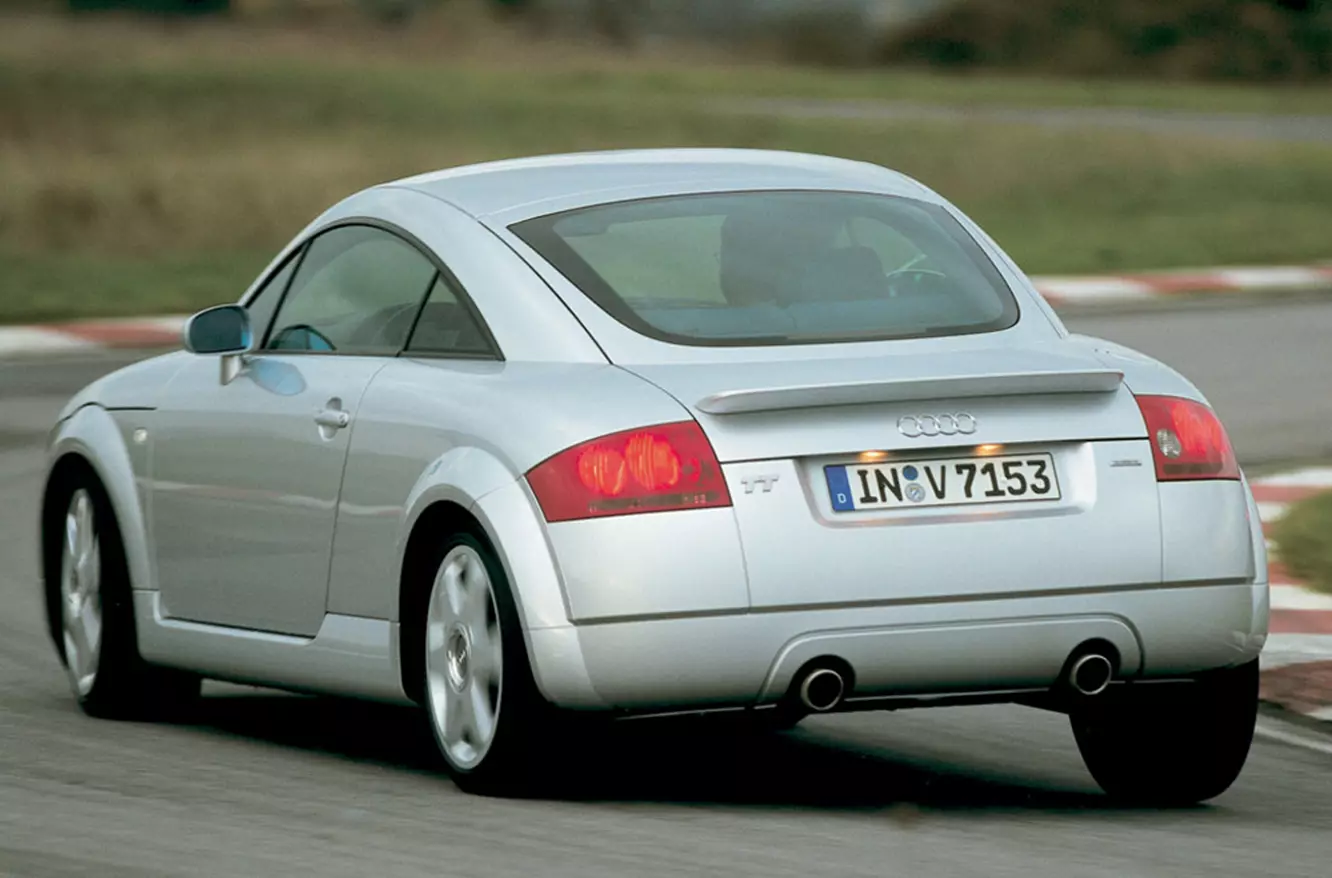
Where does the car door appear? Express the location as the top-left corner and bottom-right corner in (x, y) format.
(150, 224), (438, 637)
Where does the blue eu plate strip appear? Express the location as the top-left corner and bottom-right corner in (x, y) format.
(825, 466), (855, 512)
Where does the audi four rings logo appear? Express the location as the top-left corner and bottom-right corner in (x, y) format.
(897, 413), (978, 437)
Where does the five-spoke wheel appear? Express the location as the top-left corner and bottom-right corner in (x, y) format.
(46, 468), (200, 720)
(60, 489), (104, 699)
(425, 543), (505, 772)
(417, 530), (550, 794)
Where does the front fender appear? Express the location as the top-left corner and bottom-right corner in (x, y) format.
(56, 351), (189, 423)
(46, 405), (154, 596)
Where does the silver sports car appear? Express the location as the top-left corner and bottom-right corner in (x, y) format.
(42, 149), (1268, 802)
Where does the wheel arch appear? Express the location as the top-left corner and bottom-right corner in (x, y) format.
(40, 452), (95, 661)
(42, 406), (152, 662)
(397, 499), (487, 705)
(393, 477), (575, 707)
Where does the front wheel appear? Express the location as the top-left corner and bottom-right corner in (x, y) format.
(1070, 659), (1258, 805)
(52, 475), (201, 720)
(420, 532), (551, 794)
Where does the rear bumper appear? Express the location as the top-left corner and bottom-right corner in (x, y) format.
(470, 455), (1269, 713)
(527, 581), (1269, 710)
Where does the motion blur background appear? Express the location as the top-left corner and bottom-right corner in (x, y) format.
(5, 6), (1332, 875)
(2, 0), (1332, 324)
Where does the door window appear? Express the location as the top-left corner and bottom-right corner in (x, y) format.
(243, 248), (302, 343)
(265, 225), (437, 355)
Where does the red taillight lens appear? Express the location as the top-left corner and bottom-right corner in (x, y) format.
(1135, 395), (1240, 482)
(527, 421), (732, 522)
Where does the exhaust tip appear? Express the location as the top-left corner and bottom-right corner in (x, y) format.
(799, 668), (846, 712)
(1069, 653), (1114, 696)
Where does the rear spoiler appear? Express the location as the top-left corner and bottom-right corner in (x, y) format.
(694, 369), (1125, 415)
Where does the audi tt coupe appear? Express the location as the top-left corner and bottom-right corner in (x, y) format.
(41, 149), (1267, 801)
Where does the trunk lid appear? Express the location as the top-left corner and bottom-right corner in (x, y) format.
(623, 341), (1142, 461)
(621, 340), (1163, 610)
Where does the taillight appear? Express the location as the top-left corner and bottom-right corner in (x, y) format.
(1135, 395), (1240, 482)
(527, 421), (732, 523)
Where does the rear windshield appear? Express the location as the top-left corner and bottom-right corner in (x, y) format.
(511, 190), (1020, 347)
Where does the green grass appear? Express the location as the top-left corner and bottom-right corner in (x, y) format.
(0, 250), (269, 324)
(1272, 492), (1332, 596)
(561, 66), (1332, 117)
(3, 12), (1332, 323)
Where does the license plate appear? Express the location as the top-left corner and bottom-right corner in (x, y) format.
(826, 453), (1060, 512)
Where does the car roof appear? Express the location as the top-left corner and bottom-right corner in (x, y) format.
(388, 148), (940, 223)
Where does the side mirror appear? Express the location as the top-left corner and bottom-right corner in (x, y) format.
(183, 305), (254, 355)
(183, 305), (255, 385)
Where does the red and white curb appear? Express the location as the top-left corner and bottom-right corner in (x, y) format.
(1034, 263), (1332, 306)
(2, 262), (1331, 357)
(0, 316), (187, 356)
(1253, 467), (1332, 723)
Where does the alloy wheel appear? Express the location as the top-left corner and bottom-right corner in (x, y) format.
(61, 489), (103, 698)
(424, 544), (504, 771)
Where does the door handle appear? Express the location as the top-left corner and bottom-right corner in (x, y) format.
(314, 409), (351, 429)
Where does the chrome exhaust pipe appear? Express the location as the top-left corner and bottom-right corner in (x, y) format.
(799, 668), (846, 712)
(1068, 652), (1114, 697)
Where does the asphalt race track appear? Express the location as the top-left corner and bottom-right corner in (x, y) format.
(2, 301), (1331, 877)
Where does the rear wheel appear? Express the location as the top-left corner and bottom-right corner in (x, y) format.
(421, 531), (550, 794)
(52, 474), (201, 720)
(1070, 660), (1258, 805)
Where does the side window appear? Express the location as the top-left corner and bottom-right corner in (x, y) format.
(243, 250), (301, 344)
(265, 225), (436, 355)
(404, 276), (494, 358)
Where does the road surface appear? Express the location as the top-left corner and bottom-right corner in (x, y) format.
(2, 302), (1331, 877)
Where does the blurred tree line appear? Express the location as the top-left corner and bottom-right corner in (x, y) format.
(66, 0), (230, 13)
(53, 0), (624, 31)
(51, 0), (1332, 80)
(879, 0), (1332, 80)
(56, 0), (540, 19)
(54, 0), (655, 41)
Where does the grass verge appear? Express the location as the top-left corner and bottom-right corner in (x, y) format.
(1272, 492), (1332, 596)
(0, 250), (268, 325)
(3, 12), (1332, 323)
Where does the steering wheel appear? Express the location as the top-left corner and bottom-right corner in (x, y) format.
(885, 267), (950, 299)
(269, 323), (336, 352)
(350, 303), (420, 351)
(886, 267), (948, 282)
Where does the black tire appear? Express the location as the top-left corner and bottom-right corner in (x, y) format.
(1070, 659), (1258, 806)
(47, 467), (202, 722)
(416, 529), (555, 796)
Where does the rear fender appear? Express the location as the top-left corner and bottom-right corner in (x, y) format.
(1241, 472), (1269, 587)
(1241, 471), (1271, 652)
(1071, 337), (1267, 658)
(1067, 335), (1208, 403)
(394, 447), (569, 632)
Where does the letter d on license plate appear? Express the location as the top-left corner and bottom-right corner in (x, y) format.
(826, 453), (1060, 512)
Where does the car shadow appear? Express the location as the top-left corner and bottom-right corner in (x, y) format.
(185, 691), (1166, 814)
